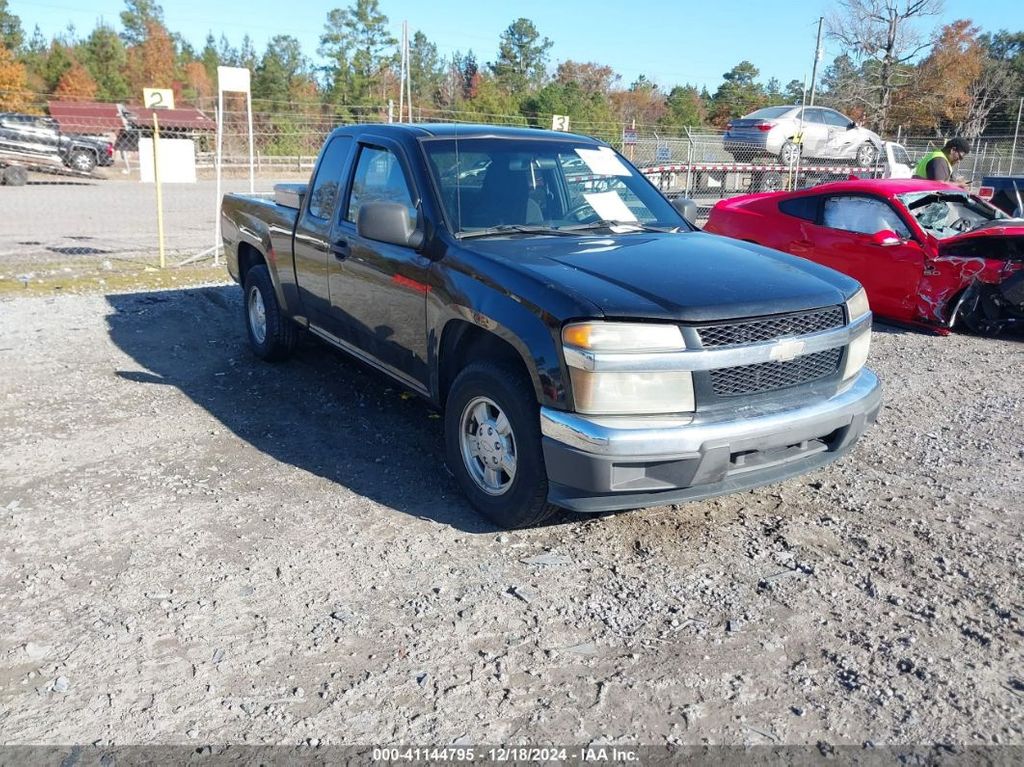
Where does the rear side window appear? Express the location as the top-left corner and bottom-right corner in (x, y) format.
(308, 135), (353, 221)
(779, 196), (819, 222)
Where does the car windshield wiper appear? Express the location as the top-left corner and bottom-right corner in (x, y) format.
(559, 219), (681, 233)
(456, 224), (580, 239)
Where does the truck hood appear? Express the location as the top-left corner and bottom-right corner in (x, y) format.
(465, 231), (857, 322)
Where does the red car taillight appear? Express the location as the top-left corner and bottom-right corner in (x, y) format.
(756, 122), (775, 132)
(978, 186), (994, 201)
(106, 143), (114, 157)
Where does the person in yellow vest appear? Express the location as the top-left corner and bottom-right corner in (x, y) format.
(914, 138), (970, 188)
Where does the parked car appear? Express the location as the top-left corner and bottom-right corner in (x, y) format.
(705, 178), (1024, 334)
(724, 105), (883, 167)
(221, 123), (881, 528)
(0, 112), (114, 173)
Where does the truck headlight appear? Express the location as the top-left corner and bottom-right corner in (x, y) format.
(563, 322), (685, 352)
(845, 287), (870, 322)
(562, 322), (695, 415)
(843, 288), (871, 380)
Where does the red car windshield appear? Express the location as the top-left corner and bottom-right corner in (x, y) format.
(898, 191), (1007, 239)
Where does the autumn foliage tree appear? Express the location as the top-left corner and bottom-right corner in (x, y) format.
(0, 43), (29, 110)
(53, 61), (98, 100)
(126, 19), (175, 96)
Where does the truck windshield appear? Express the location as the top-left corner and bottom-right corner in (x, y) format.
(422, 137), (688, 236)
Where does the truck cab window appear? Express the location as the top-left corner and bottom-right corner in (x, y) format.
(346, 146), (416, 226)
(308, 136), (352, 220)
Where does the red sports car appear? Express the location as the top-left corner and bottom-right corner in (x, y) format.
(705, 179), (1024, 334)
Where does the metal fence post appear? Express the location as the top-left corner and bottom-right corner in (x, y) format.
(1010, 97), (1023, 175)
(684, 127), (693, 197)
(970, 136), (980, 185)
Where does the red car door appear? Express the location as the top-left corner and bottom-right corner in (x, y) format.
(803, 194), (926, 322)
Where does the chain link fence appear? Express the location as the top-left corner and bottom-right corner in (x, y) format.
(2, 98), (1022, 278)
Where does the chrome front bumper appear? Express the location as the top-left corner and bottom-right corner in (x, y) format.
(539, 369), (882, 512)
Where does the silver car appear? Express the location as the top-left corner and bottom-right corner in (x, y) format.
(723, 105), (883, 166)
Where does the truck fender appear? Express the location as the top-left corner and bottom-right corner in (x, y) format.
(432, 291), (569, 410)
(225, 208), (292, 315)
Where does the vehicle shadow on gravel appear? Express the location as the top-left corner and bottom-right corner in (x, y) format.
(105, 285), (578, 533)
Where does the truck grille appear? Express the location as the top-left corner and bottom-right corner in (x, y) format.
(697, 306), (845, 348)
(710, 347), (843, 397)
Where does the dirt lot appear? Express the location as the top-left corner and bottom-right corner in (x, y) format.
(0, 284), (1022, 749)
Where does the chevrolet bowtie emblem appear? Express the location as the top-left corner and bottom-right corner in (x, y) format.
(769, 339), (806, 362)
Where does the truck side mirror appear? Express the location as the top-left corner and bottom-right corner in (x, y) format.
(357, 201), (424, 249)
(672, 197), (698, 225)
(847, 121), (857, 130)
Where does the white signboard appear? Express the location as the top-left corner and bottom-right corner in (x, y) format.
(551, 114), (570, 132)
(217, 66), (251, 93)
(139, 138), (197, 183)
(143, 88), (175, 109)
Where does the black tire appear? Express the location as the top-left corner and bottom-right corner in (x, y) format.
(68, 149), (97, 173)
(444, 361), (557, 529)
(2, 165), (28, 186)
(242, 264), (297, 362)
(754, 170), (784, 193)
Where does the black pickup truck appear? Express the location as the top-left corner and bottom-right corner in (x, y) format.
(0, 112), (114, 174)
(221, 124), (881, 528)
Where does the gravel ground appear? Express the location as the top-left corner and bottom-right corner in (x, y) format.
(0, 286), (1022, 748)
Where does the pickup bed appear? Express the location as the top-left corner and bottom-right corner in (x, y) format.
(221, 123), (881, 528)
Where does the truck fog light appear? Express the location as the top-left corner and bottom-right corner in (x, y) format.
(843, 331), (871, 380)
(569, 369), (695, 415)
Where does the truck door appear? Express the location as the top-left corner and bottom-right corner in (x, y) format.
(329, 139), (431, 393)
(293, 135), (354, 327)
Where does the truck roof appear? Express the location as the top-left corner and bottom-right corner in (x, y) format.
(328, 122), (605, 145)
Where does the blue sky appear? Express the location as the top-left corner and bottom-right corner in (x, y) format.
(12, 0), (1022, 91)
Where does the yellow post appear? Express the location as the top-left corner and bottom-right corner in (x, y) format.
(152, 112), (166, 269)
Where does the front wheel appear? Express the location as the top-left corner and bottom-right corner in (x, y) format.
(444, 362), (556, 529)
(242, 264), (297, 361)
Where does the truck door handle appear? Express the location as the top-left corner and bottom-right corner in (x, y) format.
(330, 241), (349, 260)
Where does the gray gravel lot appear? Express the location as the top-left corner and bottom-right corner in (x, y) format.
(0, 286), (1022, 747)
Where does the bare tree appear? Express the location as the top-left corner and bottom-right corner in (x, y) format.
(958, 58), (1019, 137)
(827, 0), (943, 134)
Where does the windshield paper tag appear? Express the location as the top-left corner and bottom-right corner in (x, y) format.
(583, 191), (638, 222)
(575, 147), (631, 177)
